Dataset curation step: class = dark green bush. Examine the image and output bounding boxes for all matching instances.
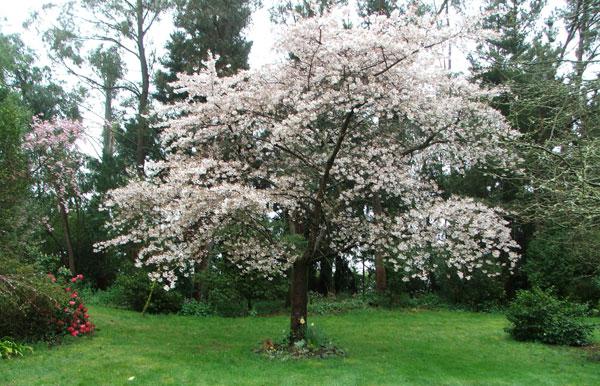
[505,288,593,346]
[179,299,213,317]
[110,271,184,314]
[0,272,69,342]
[308,292,369,315]
[436,273,507,311]
[195,257,288,315]
[207,287,248,317]
[524,228,600,304]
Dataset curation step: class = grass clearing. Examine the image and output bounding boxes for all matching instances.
[1,306,598,385]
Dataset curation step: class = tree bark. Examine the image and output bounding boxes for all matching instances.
[135,0,150,174]
[58,200,76,275]
[373,194,387,293]
[290,258,309,343]
[102,87,114,159]
[288,107,357,343]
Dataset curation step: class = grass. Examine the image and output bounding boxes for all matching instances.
[1,306,599,385]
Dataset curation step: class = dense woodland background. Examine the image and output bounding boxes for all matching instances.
[1,0,599,322]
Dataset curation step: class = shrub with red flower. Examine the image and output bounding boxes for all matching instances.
[48,274,95,338]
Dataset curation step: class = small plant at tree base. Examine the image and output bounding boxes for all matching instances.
[0,338,32,359]
[505,288,593,346]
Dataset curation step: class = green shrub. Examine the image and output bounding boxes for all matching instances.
[179,299,213,317]
[194,257,288,316]
[110,271,184,314]
[207,287,248,317]
[0,338,32,359]
[505,288,593,346]
[434,269,507,311]
[308,292,368,315]
[0,273,70,341]
[524,228,600,304]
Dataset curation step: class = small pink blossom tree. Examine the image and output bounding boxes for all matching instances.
[24,117,84,274]
[99,7,520,341]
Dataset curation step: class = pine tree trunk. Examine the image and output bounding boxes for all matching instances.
[290,258,309,343]
[135,0,150,174]
[102,88,114,159]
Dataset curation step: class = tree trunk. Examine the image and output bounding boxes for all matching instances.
[318,255,333,295]
[373,195,387,293]
[102,87,114,159]
[135,0,150,174]
[287,107,356,343]
[58,200,76,275]
[290,258,309,343]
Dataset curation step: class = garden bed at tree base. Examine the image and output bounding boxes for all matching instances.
[254,339,345,360]
[583,344,600,361]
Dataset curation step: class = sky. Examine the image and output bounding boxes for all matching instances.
[1,0,280,157]
[1,0,580,158]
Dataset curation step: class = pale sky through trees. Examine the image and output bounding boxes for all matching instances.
[1,0,277,158]
[2,0,574,159]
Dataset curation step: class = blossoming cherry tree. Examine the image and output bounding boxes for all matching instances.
[100,7,520,342]
[24,117,84,274]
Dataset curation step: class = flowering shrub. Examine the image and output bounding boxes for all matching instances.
[0,272,94,342]
[53,274,95,338]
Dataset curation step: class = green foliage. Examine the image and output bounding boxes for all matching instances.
[0,32,82,118]
[373,291,450,310]
[109,270,184,314]
[251,300,286,316]
[258,322,345,360]
[0,338,32,360]
[308,292,369,315]
[524,228,600,304]
[0,272,70,342]
[207,287,248,317]
[179,299,213,317]
[0,87,33,260]
[196,256,288,317]
[155,0,254,103]
[434,268,507,312]
[505,288,594,346]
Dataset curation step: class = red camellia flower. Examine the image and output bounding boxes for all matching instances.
[51,275,96,338]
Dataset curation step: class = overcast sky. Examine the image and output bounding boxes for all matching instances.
[2,1,575,158]
[1,0,279,157]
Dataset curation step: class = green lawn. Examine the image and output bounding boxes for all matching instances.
[1,306,598,385]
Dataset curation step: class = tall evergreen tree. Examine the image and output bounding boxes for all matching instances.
[155,0,254,103]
